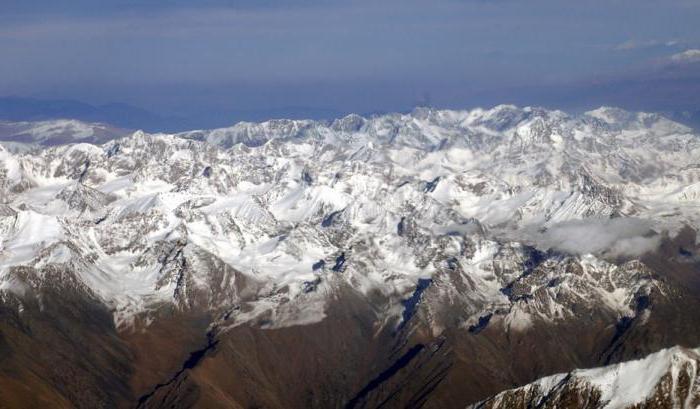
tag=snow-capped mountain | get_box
[469,346,700,409]
[0,105,699,408]
[1,105,697,325]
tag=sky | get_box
[0,0,699,128]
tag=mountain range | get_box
[0,105,699,408]
[0,96,347,133]
[1,95,699,136]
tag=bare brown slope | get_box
[0,268,133,408]
[132,266,700,409]
[1,237,700,408]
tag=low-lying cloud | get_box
[670,49,700,64]
[614,39,679,51]
[524,218,661,258]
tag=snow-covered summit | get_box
[176,105,693,150]
[469,346,700,409]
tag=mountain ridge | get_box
[468,346,700,409]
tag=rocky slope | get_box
[468,346,700,409]
[0,105,699,408]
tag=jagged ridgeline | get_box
[1,105,700,408]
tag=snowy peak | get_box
[177,118,318,148]
[56,182,116,212]
[584,106,692,135]
[172,105,696,156]
[586,106,638,125]
[2,105,691,153]
[469,346,700,409]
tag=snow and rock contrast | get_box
[0,105,699,408]
[469,346,700,409]
[1,105,698,327]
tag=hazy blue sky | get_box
[1,0,699,126]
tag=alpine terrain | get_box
[0,105,699,408]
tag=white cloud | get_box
[614,39,679,51]
[670,49,700,63]
[522,218,660,258]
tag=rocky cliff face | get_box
[0,105,699,408]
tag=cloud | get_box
[670,49,700,63]
[2,0,700,119]
[614,39,679,51]
[523,218,660,258]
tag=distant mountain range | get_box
[0,96,182,132]
[666,109,700,130]
[0,96,345,132]
[0,119,129,150]
[2,95,698,134]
